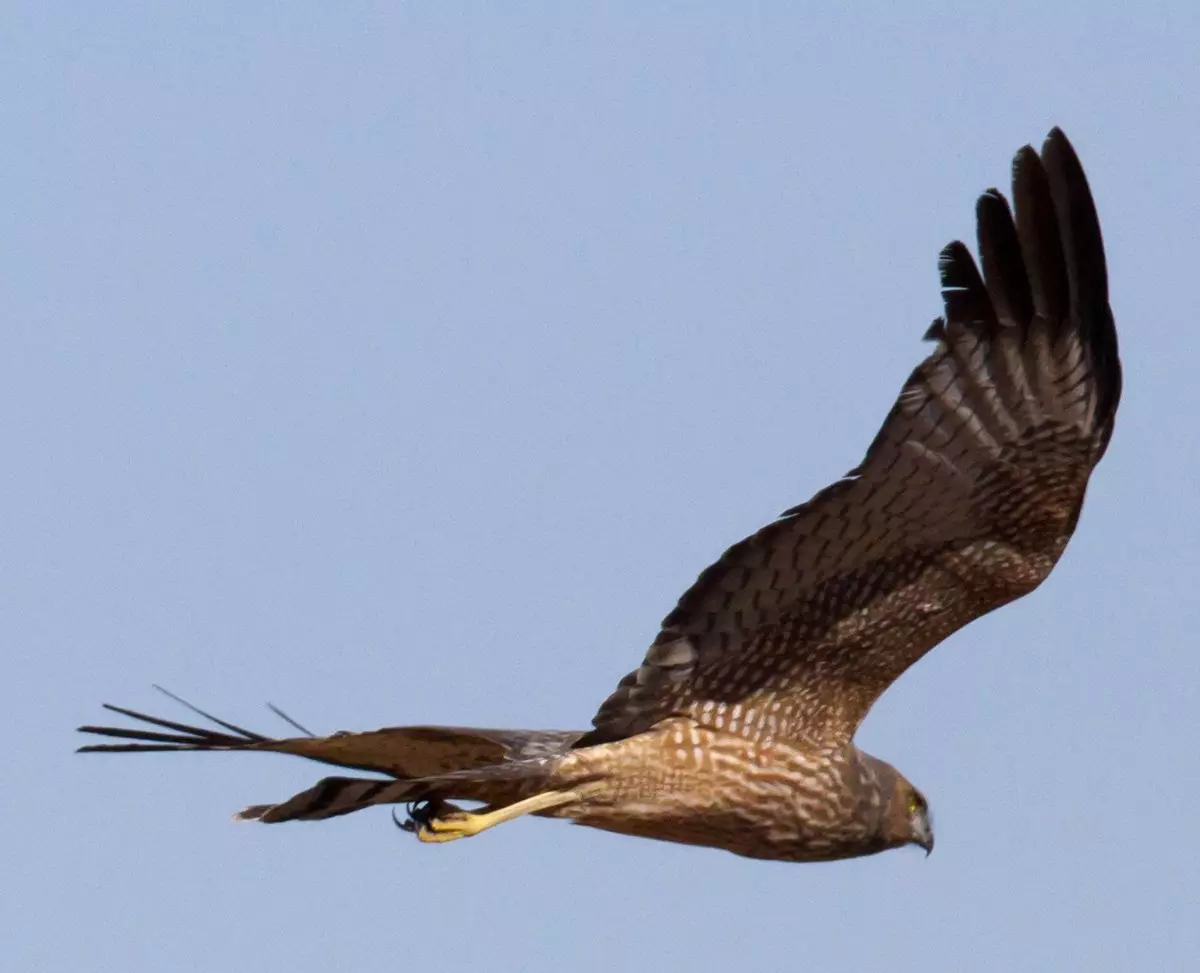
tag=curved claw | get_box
[395,797,457,838]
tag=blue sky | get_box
[6,5,1199,971]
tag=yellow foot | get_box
[414,789,581,844]
[415,807,480,844]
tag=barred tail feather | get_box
[78,691,585,825]
[236,776,423,823]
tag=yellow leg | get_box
[416,789,581,844]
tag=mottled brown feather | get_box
[585,128,1119,749]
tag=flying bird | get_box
[79,128,1120,863]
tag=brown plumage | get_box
[79,128,1119,863]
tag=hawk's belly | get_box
[546,719,882,862]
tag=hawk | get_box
[80,128,1120,863]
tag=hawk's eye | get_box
[906,793,923,815]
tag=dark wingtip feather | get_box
[1039,128,1112,318]
[938,241,995,328]
[976,187,1033,329]
[1038,127,1121,433]
[1012,143,1070,324]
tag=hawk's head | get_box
[885,777,934,856]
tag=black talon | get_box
[397,796,443,834]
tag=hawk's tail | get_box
[77,691,284,754]
[78,690,585,824]
[234,776,424,823]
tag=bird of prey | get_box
[79,128,1120,863]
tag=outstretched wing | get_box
[584,129,1120,750]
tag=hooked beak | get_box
[914,819,934,857]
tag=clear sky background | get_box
[6,5,1199,971]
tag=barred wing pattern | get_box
[587,129,1120,750]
